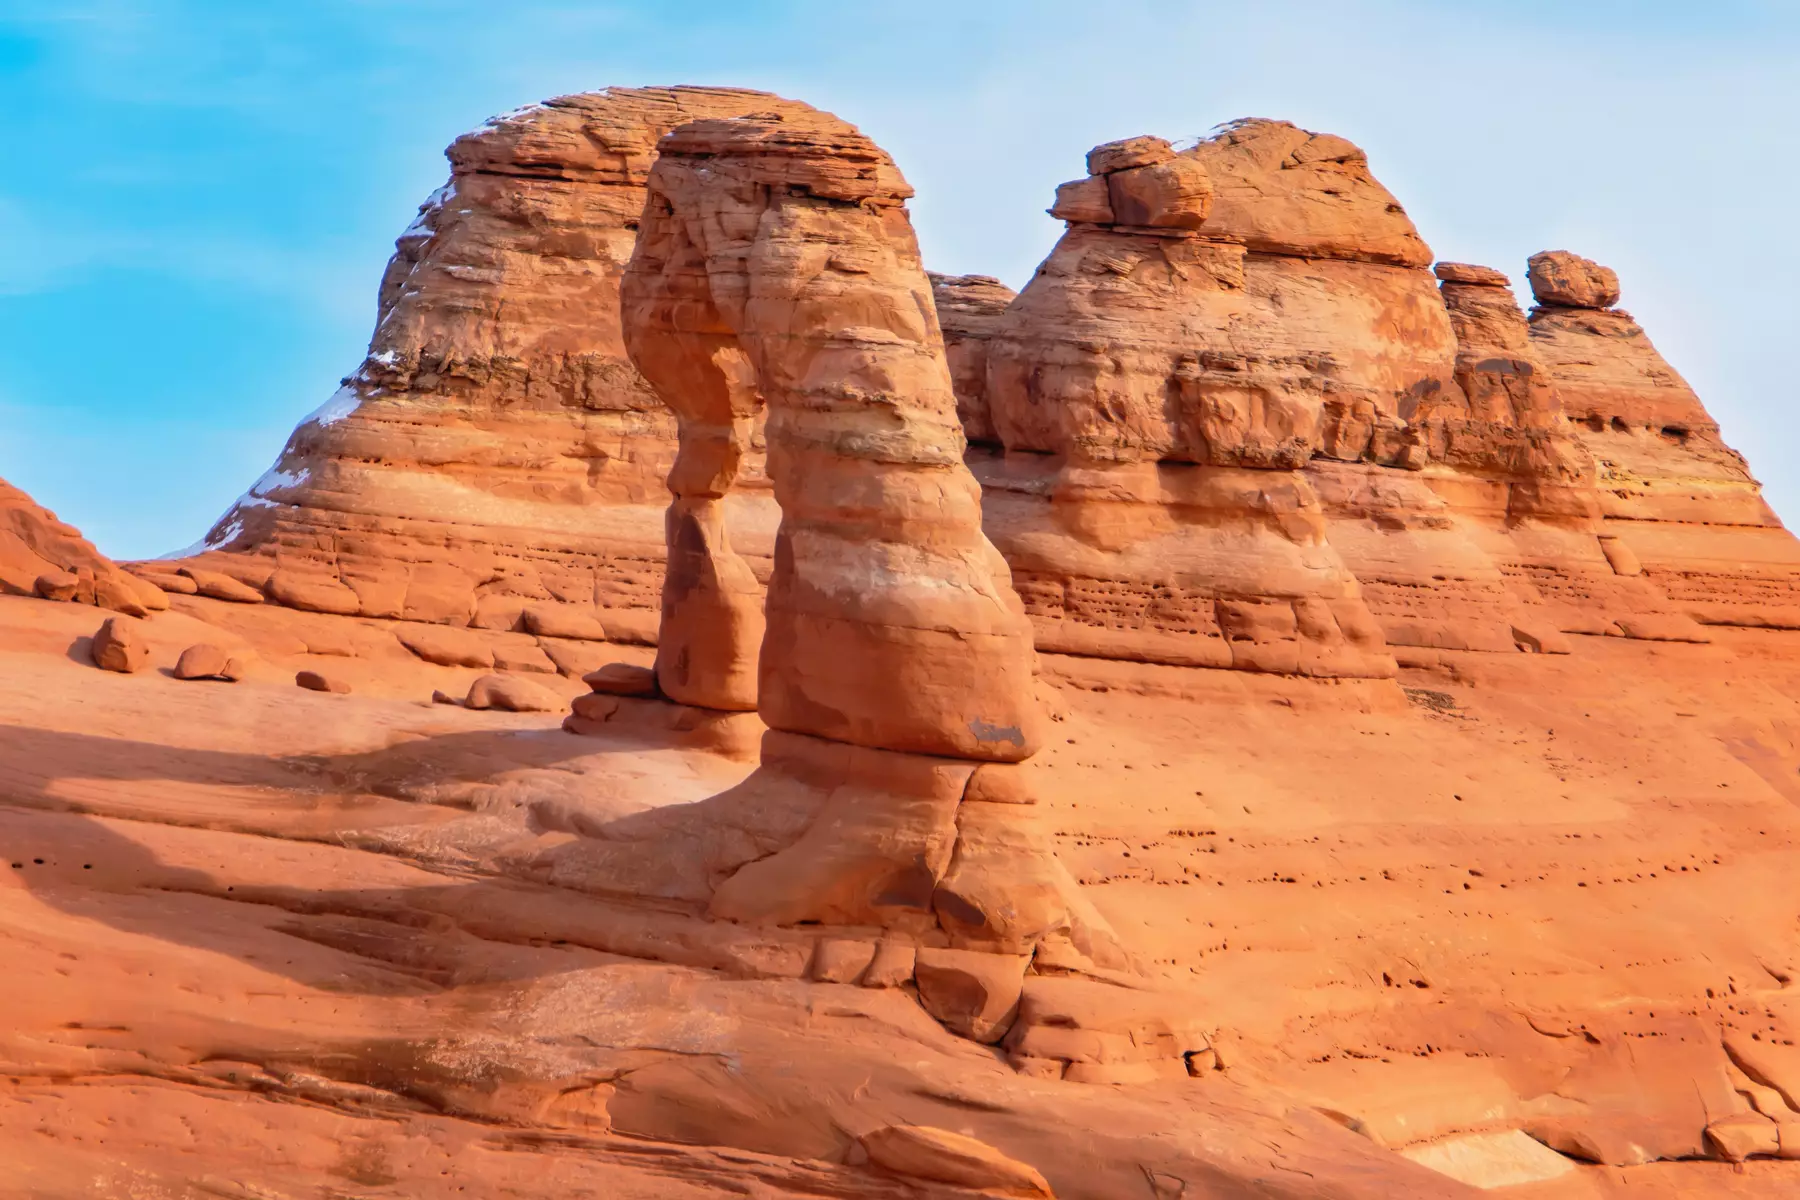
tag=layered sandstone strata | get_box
[974,122,1462,677]
[0,478,165,615]
[573,106,1130,1016]
[1413,257,1711,644]
[1522,251,1800,629]
[157,88,802,642]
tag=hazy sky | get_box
[2,0,1797,557]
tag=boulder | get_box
[34,570,78,602]
[1106,155,1213,229]
[173,644,247,682]
[93,572,157,616]
[581,662,659,698]
[295,669,351,695]
[492,641,557,674]
[1528,250,1621,310]
[90,616,149,674]
[464,673,562,713]
[539,637,616,679]
[859,1125,1053,1198]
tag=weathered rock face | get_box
[161,88,807,639]
[970,122,1450,678]
[163,93,1800,669]
[0,478,164,615]
[625,108,1043,760]
[929,273,1016,447]
[1522,252,1800,629]
[588,105,1122,998]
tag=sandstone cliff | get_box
[159,98,1800,672]
[160,88,809,649]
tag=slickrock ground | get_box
[10,90,1800,1199]
[7,569,1800,1196]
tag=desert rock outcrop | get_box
[1522,252,1800,629]
[1,477,164,615]
[972,122,1444,677]
[16,86,1800,1198]
[154,88,813,642]
[586,106,1125,1023]
[624,107,1042,759]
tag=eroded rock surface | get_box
[156,88,811,642]
[21,89,1800,1199]
[1,477,164,615]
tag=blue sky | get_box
[2,0,1797,557]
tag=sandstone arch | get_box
[624,109,1043,762]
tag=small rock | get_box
[174,643,246,682]
[464,673,561,712]
[296,669,351,694]
[913,947,1028,1043]
[90,616,149,674]
[859,1125,1052,1198]
[34,570,78,602]
[431,689,462,706]
[582,662,659,697]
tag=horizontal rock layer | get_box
[156,96,1800,673]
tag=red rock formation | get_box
[157,88,805,643]
[973,123,1454,677]
[0,477,164,615]
[929,272,1015,447]
[1523,251,1800,629]
[570,106,1125,1008]
[625,108,1042,759]
[19,91,1800,1198]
